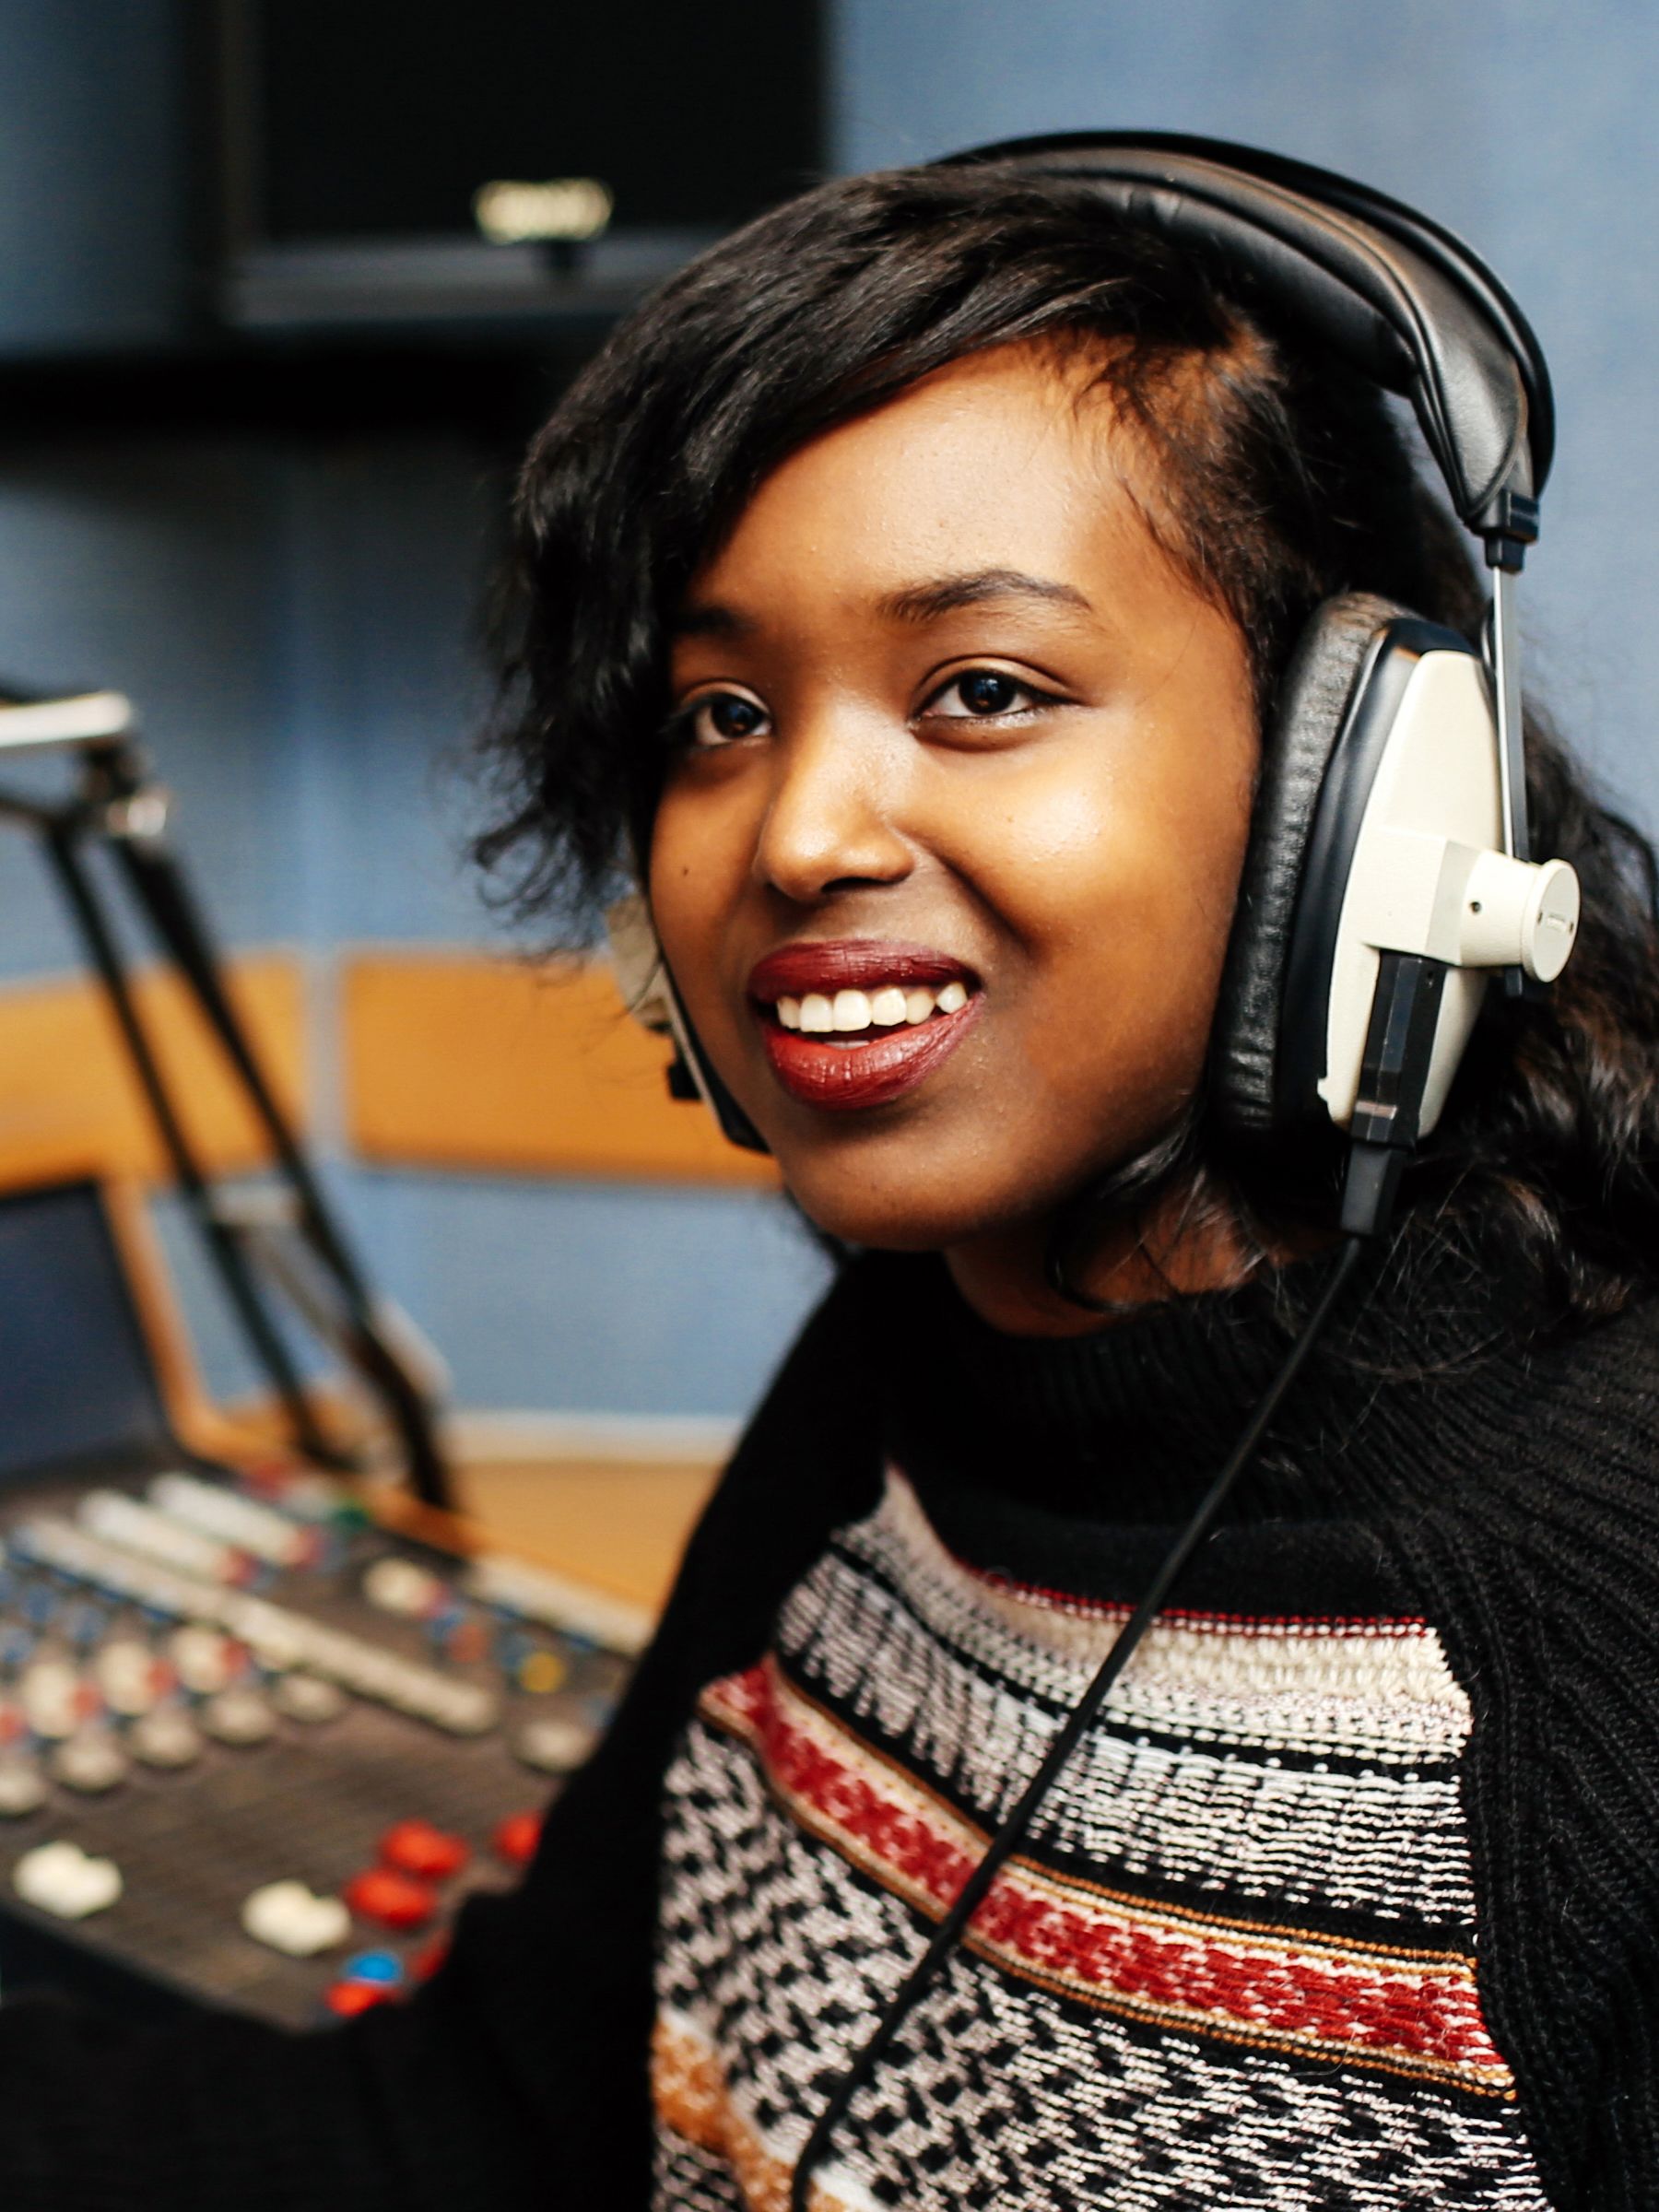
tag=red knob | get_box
[324,1980,395,2018]
[380,1818,469,1881]
[492,1810,543,1867]
[343,1867,438,1931]
[410,1936,451,1983]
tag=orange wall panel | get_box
[0,956,306,1189]
[343,952,777,1187]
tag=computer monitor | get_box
[0,1180,177,1483]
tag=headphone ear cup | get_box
[1210,593,1413,1141]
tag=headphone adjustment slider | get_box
[1479,488,1540,573]
[1486,490,1539,575]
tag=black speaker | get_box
[207,0,827,333]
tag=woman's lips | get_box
[747,940,972,1000]
[759,997,982,1111]
[747,940,982,1113]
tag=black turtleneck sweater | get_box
[0,1249,1654,2209]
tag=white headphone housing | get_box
[1318,644,1578,1135]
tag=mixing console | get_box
[0,1465,648,2028]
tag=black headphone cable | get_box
[786,1228,1369,2212]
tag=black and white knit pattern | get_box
[652,1471,1549,2210]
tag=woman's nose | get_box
[751,715,912,904]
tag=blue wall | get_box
[833,0,1659,817]
[1,3,1653,1419]
[0,3,186,357]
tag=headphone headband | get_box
[940,132,1551,546]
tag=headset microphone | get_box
[605,888,767,1150]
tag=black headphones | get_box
[613,133,1580,1235]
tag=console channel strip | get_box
[0,1465,648,2028]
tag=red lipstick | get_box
[747,940,973,1001]
[747,939,982,1113]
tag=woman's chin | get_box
[777,1170,966,1254]
[775,1154,1043,1258]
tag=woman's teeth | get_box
[774,980,971,1034]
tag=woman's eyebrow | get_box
[672,600,750,640]
[876,569,1093,623]
[670,568,1092,641]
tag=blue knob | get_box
[343,1948,405,1988]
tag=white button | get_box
[272,1674,347,1725]
[14,1840,122,1919]
[0,1758,46,1818]
[48,1731,129,1795]
[241,1879,349,1958]
[201,1688,276,1747]
[19,1660,81,1741]
[168,1625,236,1695]
[95,1637,159,1717]
[128,1708,203,1770]
[361,1557,443,1618]
[514,1715,597,1773]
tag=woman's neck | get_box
[945,1185,1262,1338]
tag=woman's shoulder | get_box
[1394,1287,1659,1657]
[1511,1286,1659,1467]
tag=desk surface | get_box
[453,1456,721,1615]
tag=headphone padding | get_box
[1211,592,1413,1138]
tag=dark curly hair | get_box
[476,160,1659,1328]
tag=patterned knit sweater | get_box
[653,1472,1544,2208]
[639,1246,1659,2212]
[0,1248,1654,2211]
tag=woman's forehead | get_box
[678,346,1179,641]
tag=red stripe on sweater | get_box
[701,1661,1512,2095]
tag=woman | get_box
[473,146,1659,2210]
[3,147,1657,2212]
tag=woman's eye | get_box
[923,670,1052,721]
[677,691,771,748]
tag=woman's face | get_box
[650,343,1257,1266]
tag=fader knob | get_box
[201,1688,276,1747]
[19,1659,82,1741]
[168,1626,237,1696]
[362,1558,443,1618]
[128,1707,204,1770]
[48,1731,128,1795]
[324,1980,394,2018]
[95,1638,162,1718]
[341,1947,404,1989]
[271,1673,347,1725]
[516,1649,568,1697]
[0,1757,47,1818]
